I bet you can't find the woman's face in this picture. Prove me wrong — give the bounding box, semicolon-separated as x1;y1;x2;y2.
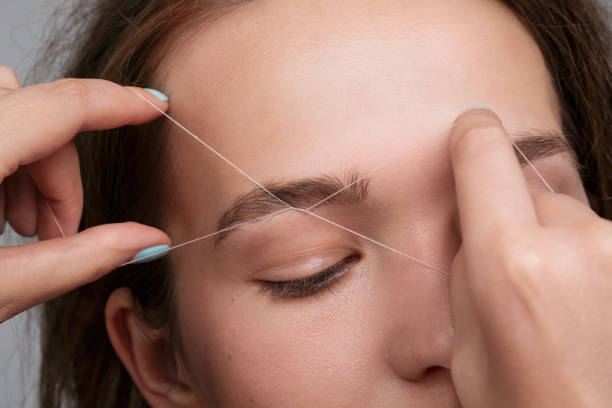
158;0;587;405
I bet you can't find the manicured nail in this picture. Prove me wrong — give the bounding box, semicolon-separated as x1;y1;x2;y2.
1;219;6;235
130;244;170;264
144;88;169;102
470;104;494;112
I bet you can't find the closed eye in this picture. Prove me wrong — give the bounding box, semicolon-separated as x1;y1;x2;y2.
257;254;360;298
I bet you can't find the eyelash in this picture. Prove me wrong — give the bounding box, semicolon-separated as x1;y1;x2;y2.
258;254;360;298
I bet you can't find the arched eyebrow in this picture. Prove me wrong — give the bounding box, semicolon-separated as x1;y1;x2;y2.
214;128;577;245
215;169;370;245
510;128;579;169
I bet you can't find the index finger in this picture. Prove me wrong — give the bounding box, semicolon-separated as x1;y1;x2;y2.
449;107;538;241
0;78;168;182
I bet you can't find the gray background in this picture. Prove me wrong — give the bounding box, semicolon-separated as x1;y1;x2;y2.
1;1;68;406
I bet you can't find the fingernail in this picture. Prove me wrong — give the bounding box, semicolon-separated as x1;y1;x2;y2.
130;244;170;264
470;104;494;112
144;88;169;102
1;219;7;235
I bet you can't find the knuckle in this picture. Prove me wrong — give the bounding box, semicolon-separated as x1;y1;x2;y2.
496;233;544;294
81;224;130;254
500;245;543;277
66;233;115;281
53;78;90;107
83;226;116;249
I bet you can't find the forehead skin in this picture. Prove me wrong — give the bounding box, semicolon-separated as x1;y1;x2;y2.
156;0;577;405
162;0;560;234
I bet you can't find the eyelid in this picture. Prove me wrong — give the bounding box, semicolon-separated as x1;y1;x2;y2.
252;248;358;282
257;254;360;298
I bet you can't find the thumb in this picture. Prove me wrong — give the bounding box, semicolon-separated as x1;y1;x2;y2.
0;222;170;322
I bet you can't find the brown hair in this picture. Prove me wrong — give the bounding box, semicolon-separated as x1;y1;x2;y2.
36;0;612;406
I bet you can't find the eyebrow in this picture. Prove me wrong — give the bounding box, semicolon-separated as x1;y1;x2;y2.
214;128;577;245
215;169;370;245
510;128;578;168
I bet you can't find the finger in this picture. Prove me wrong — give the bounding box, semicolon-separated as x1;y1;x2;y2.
4;168;38;237
0;183;5;232
532;191;598;228
0;80;168;181
28;142;82;239
0;222;170;322
449;107;538;242
0;65;21;89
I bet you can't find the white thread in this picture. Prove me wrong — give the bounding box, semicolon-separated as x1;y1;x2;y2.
511;139;555;193
125;94;555;276
121;169;378;266
45;199;65;237
121;208;293;266
133;91;292;209
40;92;556;277
130;93;447;272
295;208;450;276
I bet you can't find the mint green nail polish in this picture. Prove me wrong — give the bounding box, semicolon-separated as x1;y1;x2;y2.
144;88;169;102
470;104;494;112
130;244;170;264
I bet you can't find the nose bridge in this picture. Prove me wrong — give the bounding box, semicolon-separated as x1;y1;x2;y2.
356;125;461;381
379;193;460;381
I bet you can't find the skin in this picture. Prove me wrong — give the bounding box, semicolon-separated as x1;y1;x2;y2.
1;0;610;407
106;0;609;407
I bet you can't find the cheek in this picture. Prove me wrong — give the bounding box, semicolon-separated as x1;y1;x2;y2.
173;261;385;405
172;247;453;405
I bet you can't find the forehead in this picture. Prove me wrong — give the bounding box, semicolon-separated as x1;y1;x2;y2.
161;0;560;232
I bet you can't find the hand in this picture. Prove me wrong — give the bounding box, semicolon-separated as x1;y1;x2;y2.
449;108;612;408
0;65;171;323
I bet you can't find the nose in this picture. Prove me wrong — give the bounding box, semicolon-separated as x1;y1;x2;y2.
387;315;454;380
384;206;460;382
384;271;454;381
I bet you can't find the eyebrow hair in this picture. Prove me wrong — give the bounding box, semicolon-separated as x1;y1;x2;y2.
215;169;370;244
510;128;579;169
213;128;577;244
